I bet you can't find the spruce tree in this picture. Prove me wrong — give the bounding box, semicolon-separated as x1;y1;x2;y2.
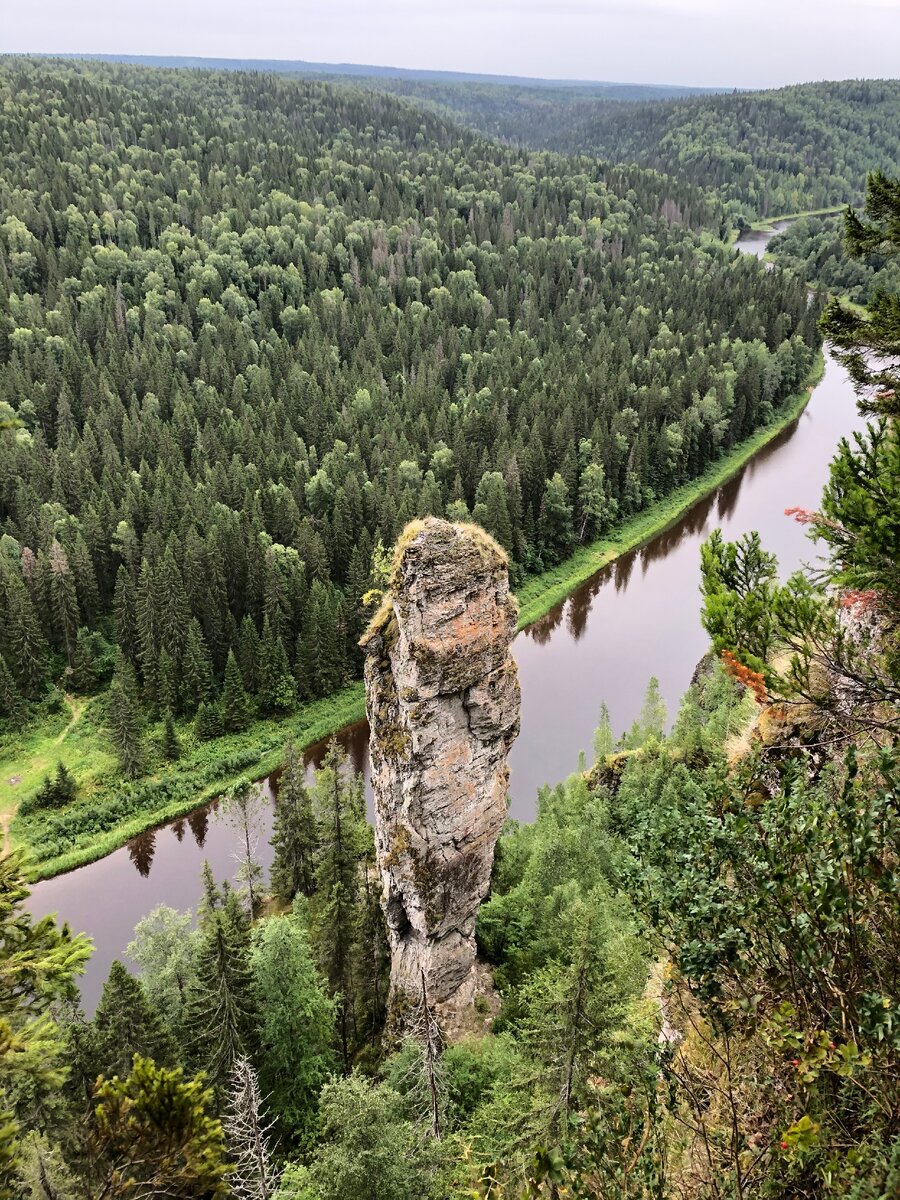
0;652;26;728
310;740;367;1070
187;884;256;1094
2;571;48;699
93;960;178;1078
221;650;251;732
270;739;316;903
257;619;295;714
593;701;615;760
181;617;213;712
195;699;224;741
162;710;181;761
108;652;145;779
249;913;335;1140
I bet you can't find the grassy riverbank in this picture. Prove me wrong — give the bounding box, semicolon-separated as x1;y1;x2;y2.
9;354;823;881
9;685;366;881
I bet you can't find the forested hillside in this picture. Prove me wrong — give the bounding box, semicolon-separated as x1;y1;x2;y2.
0;57;818;767
348;77;900;222
542;80;900;220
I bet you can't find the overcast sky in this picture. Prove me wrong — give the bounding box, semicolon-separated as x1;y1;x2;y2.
3;0;899;89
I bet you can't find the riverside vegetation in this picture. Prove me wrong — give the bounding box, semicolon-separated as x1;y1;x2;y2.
2;166;898;1199
0;57;826;872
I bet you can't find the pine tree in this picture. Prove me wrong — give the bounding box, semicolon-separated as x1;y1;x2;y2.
108;652;145;779
85;1057;228;1200
221;650;251;732
270;739;316;903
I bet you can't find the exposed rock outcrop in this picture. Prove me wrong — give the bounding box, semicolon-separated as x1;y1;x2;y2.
361;519;520;1029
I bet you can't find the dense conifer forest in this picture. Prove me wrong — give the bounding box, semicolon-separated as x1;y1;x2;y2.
0;57;818;773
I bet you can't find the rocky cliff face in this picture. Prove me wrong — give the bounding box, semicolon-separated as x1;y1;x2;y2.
361;519;520;1028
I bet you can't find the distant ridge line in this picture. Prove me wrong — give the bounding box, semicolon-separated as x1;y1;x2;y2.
24;51;726;95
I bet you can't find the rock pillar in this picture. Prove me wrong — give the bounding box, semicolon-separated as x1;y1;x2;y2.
361;519;520;1025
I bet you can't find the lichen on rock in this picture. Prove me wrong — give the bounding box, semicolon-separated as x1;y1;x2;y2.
361;518;520;1031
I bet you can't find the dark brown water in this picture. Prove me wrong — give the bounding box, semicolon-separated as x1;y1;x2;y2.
28;228;865;1009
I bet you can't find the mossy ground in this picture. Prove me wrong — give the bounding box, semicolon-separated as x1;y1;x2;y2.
6;356;822;879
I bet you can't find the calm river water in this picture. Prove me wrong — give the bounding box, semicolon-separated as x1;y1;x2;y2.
28;228;865;1008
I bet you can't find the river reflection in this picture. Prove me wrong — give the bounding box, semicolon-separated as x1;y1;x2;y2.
27;228;865;1009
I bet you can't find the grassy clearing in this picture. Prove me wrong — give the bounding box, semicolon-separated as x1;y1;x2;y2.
11;684;364;881
8;356;823;879
0;698;116;840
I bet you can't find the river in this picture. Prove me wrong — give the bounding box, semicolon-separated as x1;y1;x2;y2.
28;226;865;1009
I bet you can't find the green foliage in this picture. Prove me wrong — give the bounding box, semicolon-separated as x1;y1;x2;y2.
86;1056;229;1199
270;739;317;903
306;1073;454;1200
0;850;91;1196
107;652;145;779
126;904;197;1042
768;212;900;307
250;910;336;1143
90;960;178;1080
186;885;257;1095
700;528;780;671
0;57;819;770
162;710;182;761
528;81;900;220
822;171;900;417
309;741;372;1069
